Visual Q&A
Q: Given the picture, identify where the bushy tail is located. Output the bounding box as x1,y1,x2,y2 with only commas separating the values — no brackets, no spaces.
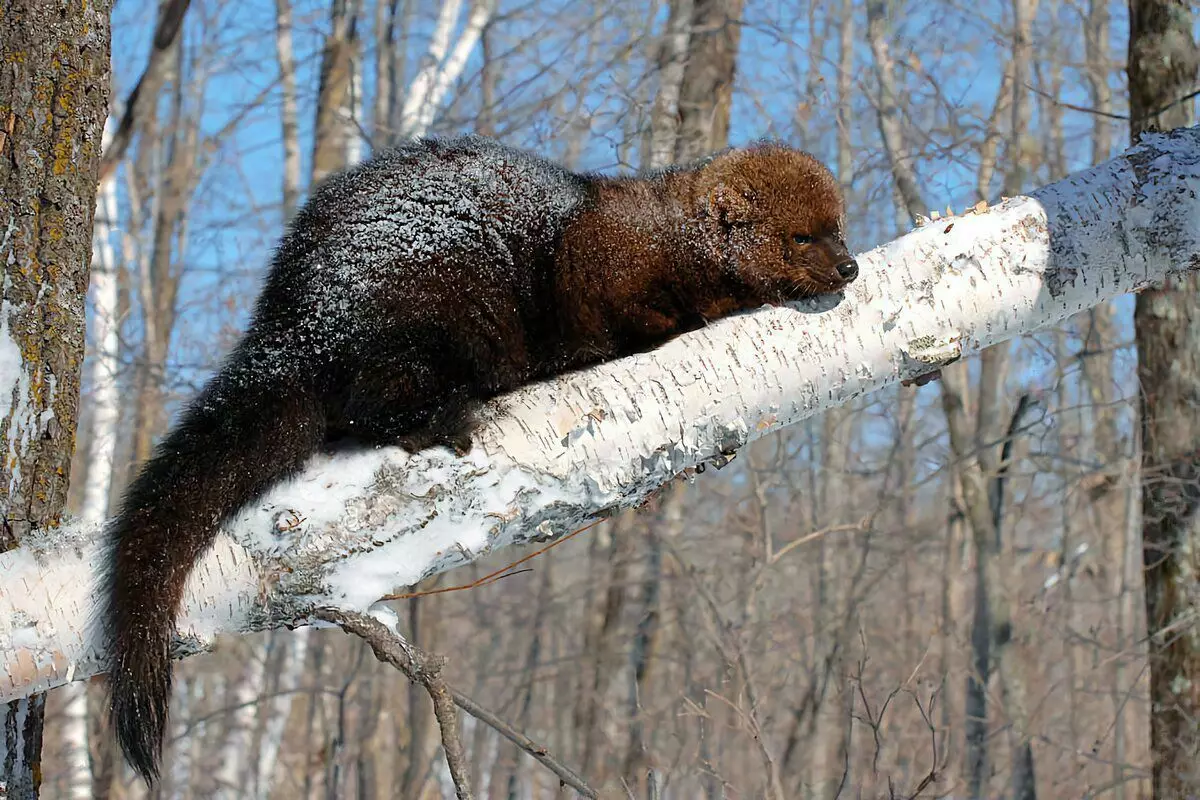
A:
101,353,325,784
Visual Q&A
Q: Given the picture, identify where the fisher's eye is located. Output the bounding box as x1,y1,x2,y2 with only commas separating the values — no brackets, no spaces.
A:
792,233,814,245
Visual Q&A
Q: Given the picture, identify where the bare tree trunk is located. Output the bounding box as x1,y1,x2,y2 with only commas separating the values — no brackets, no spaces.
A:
976,59,1014,202
864,11,1016,791
60,115,123,800
130,31,196,469
371,0,394,146
673,0,746,162
1001,0,1039,199
648,0,693,170
561,9,604,170
1039,3,1067,184
1083,0,1113,164
256,630,308,798
400,599,434,799
275,0,302,217
476,16,498,138
301,635,328,799
0,1,111,795
1077,11,1127,764
574,515,633,786
865,0,921,216
940,482,967,788
1078,298,1132,797
85,678,115,799
814,5,858,791
1130,4,1200,794
312,0,361,184
384,0,415,144
621,500,669,791
213,646,268,794
80,117,123,529
1052,330,1082,748
998,5,1040,797
495,564,553,800
941,362,996,799
814,410,853,798
59,682,92,800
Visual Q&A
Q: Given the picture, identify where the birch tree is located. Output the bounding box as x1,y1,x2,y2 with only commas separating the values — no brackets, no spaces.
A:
1129,1,1200,795
673,0,745,163
312,0,362,184
0,1,111,796
393,0,496,144
274,0,302,219
614,1,746,791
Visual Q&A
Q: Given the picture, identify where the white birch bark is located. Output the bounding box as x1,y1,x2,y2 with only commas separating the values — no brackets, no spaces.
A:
396,0,494,140
273,0,302,217
396,0,461,136
79,118,122,527
344,51,365,166
256,630,307,799
3,126,1200,701
58,681,91,799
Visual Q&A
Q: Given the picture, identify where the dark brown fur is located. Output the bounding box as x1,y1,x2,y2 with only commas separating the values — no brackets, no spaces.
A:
556,146,855,363
101,135,855,784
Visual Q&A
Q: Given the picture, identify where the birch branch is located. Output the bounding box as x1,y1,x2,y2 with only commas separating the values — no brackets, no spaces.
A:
4,126,1200,702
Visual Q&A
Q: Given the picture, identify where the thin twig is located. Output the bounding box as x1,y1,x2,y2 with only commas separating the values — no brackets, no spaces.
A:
450,689,599,798
663,542,785,800
315,608,599,799
315,609,474,798
1025,83,1127,120
767,517,871,565
381,518,603,600
1026,80,1200,123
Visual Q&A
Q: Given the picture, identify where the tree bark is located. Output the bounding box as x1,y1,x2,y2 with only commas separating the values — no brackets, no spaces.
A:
865,0,922,218
128,35,198,468
673,0,745,163
996,5,1040,796
275,0,302,218
647,0,693,170
0,0,111,795
79,118,122,527
395,0,495,142
312,0,362,184
1129,2,1200,796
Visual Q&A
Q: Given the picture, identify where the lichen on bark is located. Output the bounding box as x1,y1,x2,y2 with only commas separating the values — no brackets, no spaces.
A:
0,0,111,550
0,0,111,795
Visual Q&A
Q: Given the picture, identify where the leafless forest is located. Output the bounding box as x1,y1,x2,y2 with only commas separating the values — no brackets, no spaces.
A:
20,0,1198,796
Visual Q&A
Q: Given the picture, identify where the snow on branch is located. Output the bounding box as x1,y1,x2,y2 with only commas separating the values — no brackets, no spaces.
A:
4,126,1200,702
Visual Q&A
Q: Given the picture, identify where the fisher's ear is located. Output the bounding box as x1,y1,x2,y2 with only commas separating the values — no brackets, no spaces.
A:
698,179,756,258
703,180,755,228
